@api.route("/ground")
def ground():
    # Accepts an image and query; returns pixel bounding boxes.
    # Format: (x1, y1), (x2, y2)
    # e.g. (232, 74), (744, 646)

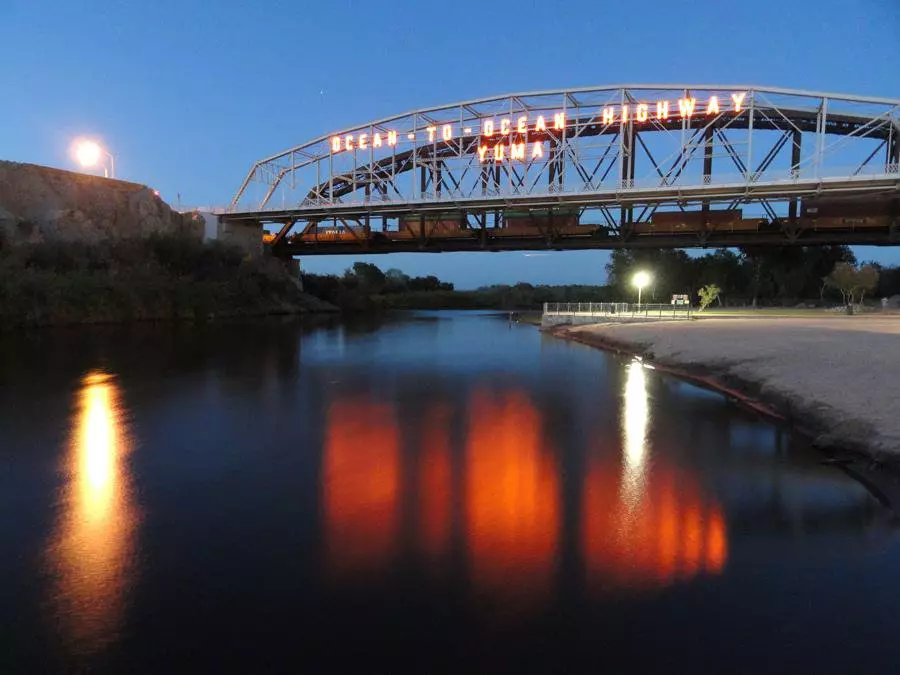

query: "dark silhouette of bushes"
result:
(302, 264), (613, 311)
(0, 234), (324, 327)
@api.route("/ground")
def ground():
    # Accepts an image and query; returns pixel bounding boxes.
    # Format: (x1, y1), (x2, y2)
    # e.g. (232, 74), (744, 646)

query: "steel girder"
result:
(226, 86), (900, 253)
(230, 85), (899, 211)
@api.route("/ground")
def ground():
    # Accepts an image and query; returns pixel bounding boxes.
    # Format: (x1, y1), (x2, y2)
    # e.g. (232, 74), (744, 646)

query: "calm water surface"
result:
(1, 311), (898, 673)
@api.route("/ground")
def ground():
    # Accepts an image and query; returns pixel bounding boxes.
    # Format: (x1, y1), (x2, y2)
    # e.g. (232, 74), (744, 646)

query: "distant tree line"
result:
(302, 262), (613, 310)
(301, 248), (900, 312)
(302, 262), (455, 310)
(606, 246), (900, 307)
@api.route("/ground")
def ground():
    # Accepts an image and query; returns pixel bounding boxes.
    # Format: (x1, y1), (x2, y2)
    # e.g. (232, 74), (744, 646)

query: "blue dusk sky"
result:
(1, 0), (898, 288)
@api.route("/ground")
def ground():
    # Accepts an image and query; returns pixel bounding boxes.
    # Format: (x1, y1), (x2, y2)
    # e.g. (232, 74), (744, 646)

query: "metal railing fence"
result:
(543, 302), (693, 318)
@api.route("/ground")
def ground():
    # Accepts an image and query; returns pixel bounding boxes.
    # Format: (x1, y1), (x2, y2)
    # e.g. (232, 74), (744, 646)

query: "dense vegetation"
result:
(0, 234), (329, 327)
(605, 246), (898, 306)
(304, 247), (900, 312)
(6, 240), (896, 328)
(302, 262), (613, 310)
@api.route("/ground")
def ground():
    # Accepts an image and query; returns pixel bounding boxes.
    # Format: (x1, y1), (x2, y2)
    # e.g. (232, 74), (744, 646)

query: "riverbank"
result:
(0, 235), (337, 328)
(550, 316), (900, 495)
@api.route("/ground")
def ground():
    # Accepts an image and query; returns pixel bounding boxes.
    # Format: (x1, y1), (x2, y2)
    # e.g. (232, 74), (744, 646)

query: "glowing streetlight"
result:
(72, 138), (115, 179)
(633, 271), (651, 309)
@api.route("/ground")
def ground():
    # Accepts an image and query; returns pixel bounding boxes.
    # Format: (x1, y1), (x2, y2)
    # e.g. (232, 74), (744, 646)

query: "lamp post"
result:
(73, 139), (115, 178)
(633, 271), (651, 310)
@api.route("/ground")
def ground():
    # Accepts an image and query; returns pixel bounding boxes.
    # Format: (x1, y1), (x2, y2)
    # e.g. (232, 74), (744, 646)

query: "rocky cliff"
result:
(0, 160), (199, 244)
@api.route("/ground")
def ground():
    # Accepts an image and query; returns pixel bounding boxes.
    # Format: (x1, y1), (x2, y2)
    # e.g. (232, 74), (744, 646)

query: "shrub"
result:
(698, 284), (722, 311)
(0, 234), (309, 327)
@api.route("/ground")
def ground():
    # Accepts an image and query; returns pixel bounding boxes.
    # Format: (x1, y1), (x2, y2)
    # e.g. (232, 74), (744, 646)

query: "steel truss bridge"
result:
(225, 85), (900, 255)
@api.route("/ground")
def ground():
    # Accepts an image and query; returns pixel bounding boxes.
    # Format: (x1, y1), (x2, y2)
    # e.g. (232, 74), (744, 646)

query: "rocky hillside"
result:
(0, 160), (199, 245)
(0, 161), (340, 326)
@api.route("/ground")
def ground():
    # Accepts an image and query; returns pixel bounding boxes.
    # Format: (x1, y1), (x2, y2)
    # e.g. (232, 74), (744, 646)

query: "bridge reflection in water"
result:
(321, 363), (736, 604)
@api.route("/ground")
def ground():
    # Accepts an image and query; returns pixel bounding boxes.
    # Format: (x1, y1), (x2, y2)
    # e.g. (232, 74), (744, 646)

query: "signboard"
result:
(671, 294), (690, 306)
(329, 92), (748, 164)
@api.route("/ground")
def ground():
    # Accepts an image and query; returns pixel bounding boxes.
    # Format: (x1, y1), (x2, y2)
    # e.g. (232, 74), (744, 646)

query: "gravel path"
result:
(561, 316), (900, 458)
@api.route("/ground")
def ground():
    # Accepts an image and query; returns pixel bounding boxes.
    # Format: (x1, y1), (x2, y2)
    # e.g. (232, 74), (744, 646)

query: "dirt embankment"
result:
(0, 160), (199, 244)
(0, 161), (339, 325)
(552, 317), (900, 461)
(550, 317), (900, 509)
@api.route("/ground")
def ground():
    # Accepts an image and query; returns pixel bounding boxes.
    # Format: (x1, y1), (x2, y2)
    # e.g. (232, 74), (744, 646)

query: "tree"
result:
(698, 284), (722, 311)
(804, 245), (856, 300)
(737, 246), (767, 307)
(605, 248), (698, 301)
(409, 274), (443, 292)
(349, 262), (386, 292)
(738, 246), (804, 305)
(696, 248), (746, 304)
(857, 264), (879, 305)
(385, 268), (410, 293)
(826, 262), (858, 306)
(876, 265), (900, 298)
(825, 262), (879, 311)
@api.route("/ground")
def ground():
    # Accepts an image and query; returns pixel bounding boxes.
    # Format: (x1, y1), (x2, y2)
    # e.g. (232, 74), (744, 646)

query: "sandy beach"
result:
(555, 316), (900, 462)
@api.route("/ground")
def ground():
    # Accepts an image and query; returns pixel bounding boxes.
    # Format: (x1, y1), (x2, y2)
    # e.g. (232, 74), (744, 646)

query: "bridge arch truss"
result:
(227, 85), (900, 253)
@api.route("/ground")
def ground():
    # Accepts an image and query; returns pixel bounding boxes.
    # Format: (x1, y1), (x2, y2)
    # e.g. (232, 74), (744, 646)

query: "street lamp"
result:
(633, 271), (651, 309)
(72, 138), (115, 178)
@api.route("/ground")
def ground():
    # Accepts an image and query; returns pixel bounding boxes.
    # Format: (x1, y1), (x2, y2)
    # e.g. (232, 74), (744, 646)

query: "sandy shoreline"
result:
(549, 316), (900, 496)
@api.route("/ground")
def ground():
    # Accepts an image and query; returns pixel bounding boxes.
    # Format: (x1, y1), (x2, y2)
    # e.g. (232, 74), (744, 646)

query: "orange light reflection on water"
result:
(418, 404), (453, 565)
(322, 399), (401, 578)
(582, 459), (728, 589)
(48, 371), (137, 654)
(320, 372), (727, 600)
(465, 389), (559, 605)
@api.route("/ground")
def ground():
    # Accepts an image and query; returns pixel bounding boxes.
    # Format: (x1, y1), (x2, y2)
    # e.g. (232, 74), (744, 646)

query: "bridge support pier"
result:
(214, 215), (263, 258)
(284, 257), (302, 289)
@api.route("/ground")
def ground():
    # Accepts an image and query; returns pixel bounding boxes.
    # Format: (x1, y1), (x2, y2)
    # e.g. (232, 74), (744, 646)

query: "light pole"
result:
(73, 139), (115, 178)
(633, 271), (651, 310)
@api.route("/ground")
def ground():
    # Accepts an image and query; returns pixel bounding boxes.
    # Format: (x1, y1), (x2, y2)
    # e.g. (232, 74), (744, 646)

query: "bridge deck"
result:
(225, 174), (900, 254)
(267, 229), (897, 256)
(226, 174), (900, 223)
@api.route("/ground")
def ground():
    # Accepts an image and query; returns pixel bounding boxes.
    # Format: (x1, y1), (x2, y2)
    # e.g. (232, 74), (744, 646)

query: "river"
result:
(1, 311), (898, 673)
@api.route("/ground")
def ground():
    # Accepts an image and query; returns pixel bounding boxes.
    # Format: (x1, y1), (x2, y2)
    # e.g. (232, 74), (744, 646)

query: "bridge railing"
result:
(229, 161), (900, 213)
(543, 302), (693, 319)
(176, 205), (230, 215)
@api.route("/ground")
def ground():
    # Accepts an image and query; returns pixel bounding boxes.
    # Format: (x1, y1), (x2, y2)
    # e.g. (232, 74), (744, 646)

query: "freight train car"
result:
(800, 198), (895, 230)
(633, 209), (748, 235)
(288, 223), (371, 244)
(495, 208), (593, 237)
(395, 213), (472, 239)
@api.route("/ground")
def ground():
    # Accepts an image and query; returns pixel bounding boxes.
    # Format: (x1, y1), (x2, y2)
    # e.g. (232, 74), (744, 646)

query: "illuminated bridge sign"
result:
(226, 85), (900, 255)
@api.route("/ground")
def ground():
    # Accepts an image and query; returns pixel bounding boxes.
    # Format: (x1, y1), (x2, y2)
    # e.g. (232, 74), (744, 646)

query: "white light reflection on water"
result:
(580, 357), (728, 591)
(46, 371), (138, 656)
(620, 359), (650, 512)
